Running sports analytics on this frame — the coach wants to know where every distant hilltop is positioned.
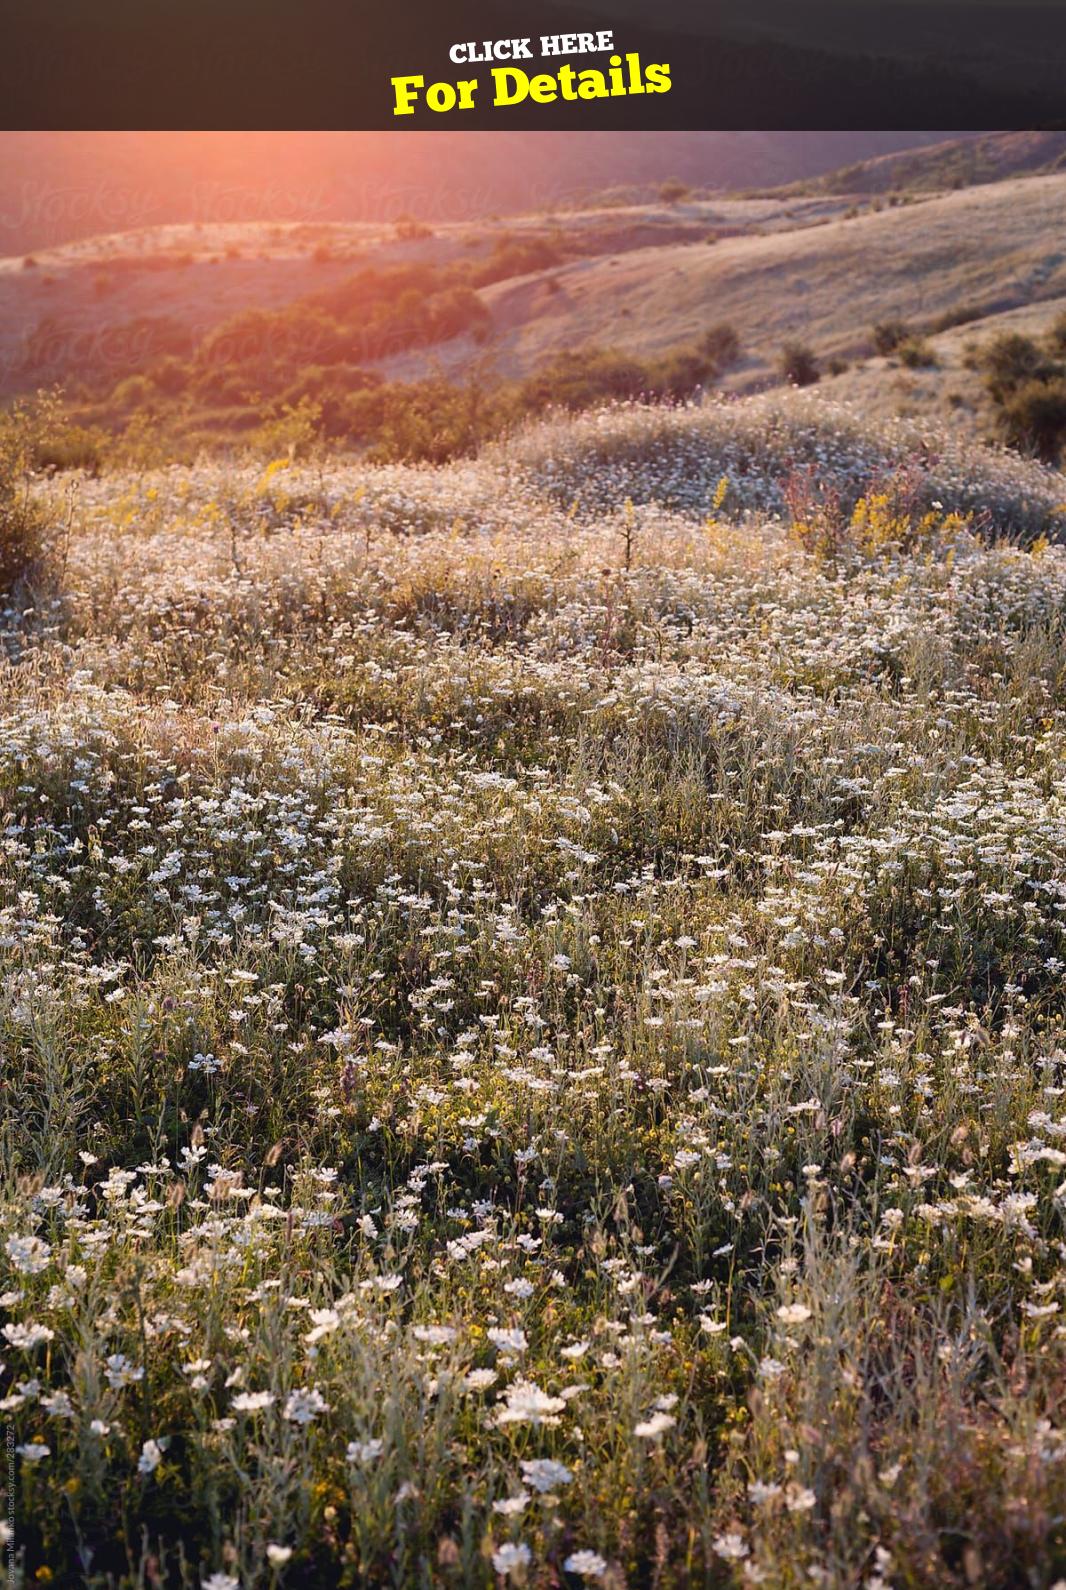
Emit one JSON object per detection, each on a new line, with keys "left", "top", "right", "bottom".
{"left": 0, "top": 132, "right": 968, "bottom": 258}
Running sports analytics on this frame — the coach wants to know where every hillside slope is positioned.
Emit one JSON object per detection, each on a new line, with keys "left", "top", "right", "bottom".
{"left": 442, "top": 174, "right": 1066, "bottom": 387}
{"left": 0, "top": 194, "right": 852, "bottom": 398}
{"left": 790, "top": 130, "right": 1066, "bottom": 197}
{"left": 816, "top": 293, "right": 1066, "bottom": 439}
{"left": 7, "top": 169, "right": 1066, "bottom": 449}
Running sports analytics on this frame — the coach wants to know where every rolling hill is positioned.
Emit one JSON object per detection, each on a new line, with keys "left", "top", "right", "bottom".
{"left": 6, "top": 164, "right": 1066, "bottom": 451}
{"left": 0, "top": 132, "right": 966, "bottom": 257}
{"left": 408, "top": 174, "right": 1066, "bottom": 389}
{"left": 788, "top": 130, "right": 1066, "bottom": 197}
{"left": 0, "top": 192, "right": 857, "bottom": 398}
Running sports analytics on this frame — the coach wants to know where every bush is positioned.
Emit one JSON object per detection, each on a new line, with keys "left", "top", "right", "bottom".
{"left": 973, "top": 329, "right": 1066, "bottom": 461}
{"left": 780, "top": 341, "right": 820, "bottom": 387}
{"left": 148, "top": 357, "right": 192, "bottom": 398}
{"left": 520, "top": 349, "right": 653, "bottom": 413}
{"left": 659, "top": 178, "right": 691, "bottom": 204}
{"left": 897, "top": 337, "right": 938, "bottom": 369}
{"left": 1045, "top": 310, "right": 1066, "bottom": 357}
{"left": 872, "top": 319, "right": 910, "bottom": 356}
{"left": 112, "top": 374, "right": 155, "bottom": 411}
{"left": 701, "top": 323, "right": 741, "bottom": 373}
{"left": 995, "top": 375, "right": 1066, "bottom": 462}
{"left": 929, "top": 302, "right": 987, "bottom": 333}
{"left": 0, "top": 393, "right": 57, "bottom": 598}
{"left": 519, "top": 345, "right": 713, "bottom": 418}
{"left": 33, "top": 421, "right": 106, "bottom": 475}
{"left": 469, "top": 236, "right": 564, "bottom": 287}
{"left": 360, "top": 375, "right": 503, "bottom": 464}
{"left": 394, "top": 216, "right": 433, "bottom": 241}
{"left": 977, "top": 332, "right": 1058, "bottom": 403}
{"left": 249, "top": 397, "right": 324, "bottom": 461}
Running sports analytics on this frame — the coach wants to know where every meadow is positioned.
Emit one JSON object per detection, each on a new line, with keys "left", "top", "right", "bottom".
{"left": 1, "top": 394, "right": 1066, "bottom": 1587}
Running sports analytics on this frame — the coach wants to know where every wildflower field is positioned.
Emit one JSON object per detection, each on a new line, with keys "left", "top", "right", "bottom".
{"left": 2, "top": 396, "right": 1066, "bottom": 1587}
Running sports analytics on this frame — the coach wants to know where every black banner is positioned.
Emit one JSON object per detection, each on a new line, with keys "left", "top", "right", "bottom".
{"left": 2, "top": 0, "right": 1064, "bottom": 129}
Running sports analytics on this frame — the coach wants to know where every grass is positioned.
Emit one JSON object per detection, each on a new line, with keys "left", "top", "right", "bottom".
{"left": 474, "top": 175, "right": 1066, "bottom": 389}
{"left": 1, "top": 396, "right": 1065, "bottom": 1587}
{"left": 790, "top": 132, "right": 1066, "bottom": 199}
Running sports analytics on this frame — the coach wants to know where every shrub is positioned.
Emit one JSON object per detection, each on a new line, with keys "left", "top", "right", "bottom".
{"left": 33, "top": 421, "right": 106, "bottom": 475}
{"left": 897, "top": 336, "right": 938, "bottom": 369}
{"left": 929, "top": 302, "right": 987, "bottom": 333}
{"left": 520, "top": 348, "right": 652, "bottom": 412}
{"left": 249, "top": 397, "right": 324, "bottom": 461}
{"left": 1045, "top": 310, "right": 1066, "bottom": 356}
{"left": 108, "top": 409, "right": 172, "bottom": 469}
{"left": 872, "top": 319, "right": 910, "bottom": 355}
{"left": 394, "top": 216, "right": 433, "bottom": 241}
{"left": 701, "top": 323, "right": 741, "bottom": 373}
{"left": 995, "top": 375, "right": 1066, "bottom": 462}
{"left": 780, "top": 341, "right": 820, "bottom": 387}
{"left": 972, "top": 328, "right": 1066, "bottom": 461}
{"left": 362, "top": 374, "right": 502, "bottom": 464}
{"left": 977, "top": 332, "right": 1058, "bottom": 403}
{"left": 519, "top": 345, "right": 713, "bottom": 418}
{"left": 148, "top": 356, "right": 192, "bottom": 397}
{"left": 658, "top": 178, "right": 691, "bottom": 204}
{"left": 112, "top": 374, "right": 155, "bottom": 410}
{"left": 0, "top": 392, "right": 57, "bottom": 597}
{"left": 469, "top": 236, "right": 564, "bottom": 287}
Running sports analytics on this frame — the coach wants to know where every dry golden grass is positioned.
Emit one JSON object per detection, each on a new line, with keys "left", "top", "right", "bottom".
{"left": 471, "top": 175, "right": 1066, "bottom": 385}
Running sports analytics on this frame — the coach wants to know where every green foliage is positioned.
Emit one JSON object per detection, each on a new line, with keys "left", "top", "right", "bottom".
{"left": 63, "top": 321, "right": 738, "bottom": 465}
{"left": 182, "top": 278, "right": 489, "bottom": 410}
{"left": 359, "top": 373, "right": 500, "bottom": 464}
{"left": 0, "top": 391, "right": 60, "bottom": 596}
{"left": 16, "top": 313, "right": 194, "bottom": 393}
{"left": 32, "top": 420, "right": 107, "bottom": 475}
{"left": 518, "top": 345, "right": 713, "bottom": 415}
{"left": 108, "top": 409, "right": 173, "bottom": 469}
{"left": 468, "top": 234, "right": 565, "bottom": 287}
{"left": 248, "top": 397, "right": 325, "bottom": 461}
